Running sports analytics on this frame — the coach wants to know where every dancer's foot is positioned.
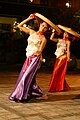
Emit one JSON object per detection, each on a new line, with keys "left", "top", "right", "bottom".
{"left": 36, "top": 94, "right": 48, "bottom": 100}
{"left": 14, "top": 99, "right": 21, "bottom": 103}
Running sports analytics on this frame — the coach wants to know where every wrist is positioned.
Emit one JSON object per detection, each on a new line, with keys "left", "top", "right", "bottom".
{"left": 38, "top": 50, "right": 42, "bottom": 54}
{"left": 52, "top": 29, "right": 55, "bottom": 33}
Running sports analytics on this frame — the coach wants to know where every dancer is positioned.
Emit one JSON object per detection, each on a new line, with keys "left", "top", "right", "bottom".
{"left": 48, "top": 30, "right": 71, "bottom": 92}
{"left": 9, "top": 14, "right": 50, "bottom": 102}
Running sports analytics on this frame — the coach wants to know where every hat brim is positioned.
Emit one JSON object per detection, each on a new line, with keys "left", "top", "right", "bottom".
{"left": 58, "top": 24, "right": 80, "bottom": 38}
{"left": 35, "top": 13, "right": 61, "bottom": 34}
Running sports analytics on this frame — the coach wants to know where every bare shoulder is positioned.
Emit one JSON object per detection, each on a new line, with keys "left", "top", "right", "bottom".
{"left": 30, "top": 29, "right": 36, "bottom": 35}
{"left": 66, "top": 40, "right": 70, "bottom": 44}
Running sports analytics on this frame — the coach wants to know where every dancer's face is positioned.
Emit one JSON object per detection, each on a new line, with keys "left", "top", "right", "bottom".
{"left": 39, "top": 22, "right": 48, "bottom": 32}
{"left": 63, "top": 32, "right": 69, "bottom": 38}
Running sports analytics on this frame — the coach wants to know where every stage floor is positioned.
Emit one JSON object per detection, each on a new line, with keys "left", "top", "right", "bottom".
{"left": 0, "top": 67, "right": 80, "bottom": 120}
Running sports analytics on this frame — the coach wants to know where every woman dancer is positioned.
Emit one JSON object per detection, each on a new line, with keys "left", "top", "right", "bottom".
{"left": 9, "top": 14, "right": 49, "bottom": 102}
{"left": 48, "top": 30, "right": 71, "bottom": 92}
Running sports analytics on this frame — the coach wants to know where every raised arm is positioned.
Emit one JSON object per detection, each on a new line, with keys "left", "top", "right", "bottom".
{"left": 17, "top": 14, "right": 35, "bottom": 34}
{"left": 50, "top": 29, "right": 58, "bottom": 42}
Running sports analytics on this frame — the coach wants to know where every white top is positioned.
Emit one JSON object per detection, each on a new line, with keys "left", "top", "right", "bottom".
{"left": 55, "top": 39, "right": 66, "bottom": 58}
{"left": 26, "top": 32, "right": 41, "bottom": 57}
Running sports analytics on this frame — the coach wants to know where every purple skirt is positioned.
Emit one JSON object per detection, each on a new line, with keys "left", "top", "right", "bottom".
{"left": 9, "top": 55, "right": 43, "bottom": 101}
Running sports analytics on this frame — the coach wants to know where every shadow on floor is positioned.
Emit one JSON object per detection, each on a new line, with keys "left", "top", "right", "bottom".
{"left": 26, "top": 93, "right": 80, "bottom": 103}
{"left": 26, "top": 86, "right": 80, "bottom": 103}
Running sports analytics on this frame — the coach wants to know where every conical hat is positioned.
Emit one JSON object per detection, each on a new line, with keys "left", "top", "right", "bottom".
{"left": 58, "top": 24, "right": 80, "bottom": 38}
{"left": 35, "top": 13, "right": 61, "bottom": 34}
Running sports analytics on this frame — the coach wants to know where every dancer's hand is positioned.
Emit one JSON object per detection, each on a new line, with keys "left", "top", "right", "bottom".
{"left": 52, "top": 28, "right": 55, "bottom": 33}
{"left": 28, "top": 14, "right": 35, "bottom": 20}
{"left": 67, "top": 58, "right": 72, "bottom": 62}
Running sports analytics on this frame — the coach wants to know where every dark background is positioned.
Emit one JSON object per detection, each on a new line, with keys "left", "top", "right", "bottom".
{"left": 0, "top": 0, "right": 80, "bottom": 70}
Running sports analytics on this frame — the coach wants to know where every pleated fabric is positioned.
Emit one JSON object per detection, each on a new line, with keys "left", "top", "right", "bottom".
{"left": 48, "top": 54, "right": 71, "bottom": 92}
{"left": 9, "top": 55, "right": 43, "bottom": 101}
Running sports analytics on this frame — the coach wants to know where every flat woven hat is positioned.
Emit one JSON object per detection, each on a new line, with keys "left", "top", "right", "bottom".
{"left": 35, "top": 13, "right": 61, "bottom": 34}
{"left": 58, "top": 24, "right": 80, "bottom": 38}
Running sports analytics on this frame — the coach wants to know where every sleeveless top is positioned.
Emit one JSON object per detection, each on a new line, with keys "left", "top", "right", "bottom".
{"left": 26, "top": 32, "right": 41, "bottom": 57}
{"left": 55, "top": 39, "right": 67, "bottom": 58}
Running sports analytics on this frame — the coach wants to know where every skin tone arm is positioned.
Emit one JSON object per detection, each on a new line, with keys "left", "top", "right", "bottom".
{"left": 17, "top": 14, "right": 35, "bottom": 35}
{"left": 50, "top": 32, "right": 58, "bottom": 42}
{"left": 66, "top": 40, "right": 72, "bottom": 62}
{"left": 39, "top": 36, "right": 47, "bottom": 52}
